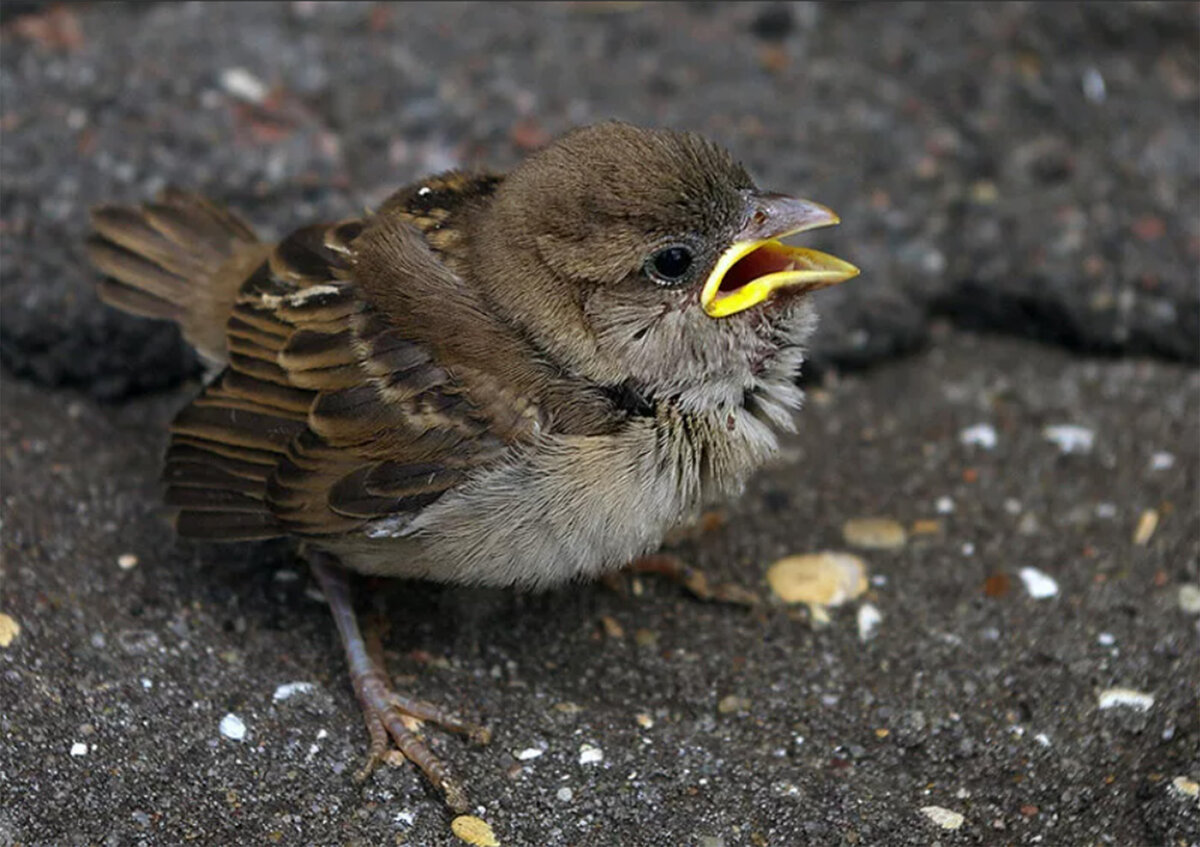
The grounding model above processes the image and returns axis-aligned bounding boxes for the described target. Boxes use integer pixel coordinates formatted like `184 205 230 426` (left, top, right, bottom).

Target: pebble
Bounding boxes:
842 518 907 550
0 613 20 648
219 713 247 741
1097 688 1155 712
1178 584 1200 615
556 787 573 802
1043 424 1094 454
635 713 654 729
920 806 965 830
959 423 997 449
1097 632 1116 646
766 552 868 610
272 682 315 702
117 553 138 570
515 747 544 761
70 742 89 757
935 496 955 514
220 67 267 103
1170 776 1199 802
1132 509 1159 545
450 814 499 847
717 695 751 715
578 743 603 765
1150 451 1176 471
1019 567 1059 600
857 603 883 642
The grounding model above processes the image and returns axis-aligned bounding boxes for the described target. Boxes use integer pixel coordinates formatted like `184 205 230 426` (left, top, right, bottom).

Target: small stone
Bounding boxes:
556 787 573 802
842 518 907 550
635 712 654 729
220 67 267 103
578 743 603 765
936 496 955 514
1043 425 1094 454
766 552 868 608
921 806 965 830
1132 509 1159 545
1169 776 1199 801
1150 452 1175 471
117 553 138 570
857 603 882 642
1097 632 1116 646
1178 584 1200 615
959 423 998 450
219 713 247 741
1097 688 1155 712
1034 733 1052 747
1082 66 1107 103
599 615 624 639
272 682 315 702
0 613 20 648
717 695 751 715
911 519 942 535
70 742 89 757
633 629 659 648
1019 567 1059 600
515 747 544 761
450 815 499 847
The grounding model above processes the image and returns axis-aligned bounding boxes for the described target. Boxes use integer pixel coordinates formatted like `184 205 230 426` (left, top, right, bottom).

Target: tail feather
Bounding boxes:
87 190 268 365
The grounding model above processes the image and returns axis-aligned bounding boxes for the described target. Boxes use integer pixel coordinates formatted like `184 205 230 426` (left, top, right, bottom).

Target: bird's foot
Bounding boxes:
612 553 761 607
309 553 489 813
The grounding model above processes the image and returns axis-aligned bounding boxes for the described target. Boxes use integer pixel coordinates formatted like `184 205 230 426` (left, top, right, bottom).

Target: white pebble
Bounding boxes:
1169 776 1199 801
1003 498 1022 515
857 603 883 642
1097 688 1155 712
961 542 975 556
1150 452 1175 471
578 743 603 766
220 67 267 103
1034 733 1052 747
920 806 965 830
117 553 138 570
1043 425 1094 455
1082 66 1107 104
959 423 997 450
1019 567 1059 600
1095 502 1118 519
936 496 955 515
272 682 315 702
515 747 544 761
1097 632 1116 646
70 742 89 757
141 678 153 690
556 787 573 802
1178 584 1200 615
219 713 247 741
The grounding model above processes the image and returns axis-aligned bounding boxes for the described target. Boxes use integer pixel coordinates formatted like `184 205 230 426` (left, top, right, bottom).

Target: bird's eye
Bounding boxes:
645 245 694 286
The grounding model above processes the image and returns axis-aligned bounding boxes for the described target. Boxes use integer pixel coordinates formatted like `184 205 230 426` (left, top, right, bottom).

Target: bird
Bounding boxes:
85 120 859 811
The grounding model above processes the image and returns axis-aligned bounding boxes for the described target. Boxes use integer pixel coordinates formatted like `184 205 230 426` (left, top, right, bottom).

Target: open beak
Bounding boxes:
700 193 860 318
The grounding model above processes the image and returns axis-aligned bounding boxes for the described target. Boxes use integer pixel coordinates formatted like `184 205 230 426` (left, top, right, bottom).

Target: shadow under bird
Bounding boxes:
85 121 859 811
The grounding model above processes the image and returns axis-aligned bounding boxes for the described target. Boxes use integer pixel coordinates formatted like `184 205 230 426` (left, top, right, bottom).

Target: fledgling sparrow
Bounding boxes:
87 121 858 810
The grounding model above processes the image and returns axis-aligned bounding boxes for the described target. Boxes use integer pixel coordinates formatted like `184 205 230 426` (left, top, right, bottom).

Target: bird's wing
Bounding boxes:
164 184 531 541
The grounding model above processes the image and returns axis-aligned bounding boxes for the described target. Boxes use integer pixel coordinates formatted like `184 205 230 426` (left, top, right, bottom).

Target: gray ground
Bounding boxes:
1 3 1197 846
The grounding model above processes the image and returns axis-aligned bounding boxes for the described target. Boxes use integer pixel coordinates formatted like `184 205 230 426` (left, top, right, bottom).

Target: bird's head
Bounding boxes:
474 122 859 407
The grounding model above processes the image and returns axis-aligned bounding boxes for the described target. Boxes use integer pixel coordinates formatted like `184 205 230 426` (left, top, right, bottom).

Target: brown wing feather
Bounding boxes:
160 179 522 543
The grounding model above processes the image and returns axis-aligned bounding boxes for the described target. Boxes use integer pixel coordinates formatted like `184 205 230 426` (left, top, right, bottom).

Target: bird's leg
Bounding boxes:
616 553 761 606
308 552 490 813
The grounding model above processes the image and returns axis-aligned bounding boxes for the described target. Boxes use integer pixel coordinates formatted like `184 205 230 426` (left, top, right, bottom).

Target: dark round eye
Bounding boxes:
645 245 694 286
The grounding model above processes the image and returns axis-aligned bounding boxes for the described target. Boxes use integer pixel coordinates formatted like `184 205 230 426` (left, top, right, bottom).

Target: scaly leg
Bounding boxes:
308 552 490 812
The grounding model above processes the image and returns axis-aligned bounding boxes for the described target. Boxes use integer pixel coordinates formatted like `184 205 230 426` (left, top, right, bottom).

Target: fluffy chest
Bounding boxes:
341 400 786 588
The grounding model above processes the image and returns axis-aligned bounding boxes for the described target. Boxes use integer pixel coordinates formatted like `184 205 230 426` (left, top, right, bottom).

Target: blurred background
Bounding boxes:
1 3 1197 846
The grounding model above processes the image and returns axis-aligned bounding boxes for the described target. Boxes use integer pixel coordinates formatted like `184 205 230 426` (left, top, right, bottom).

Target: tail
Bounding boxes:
86 189 269 365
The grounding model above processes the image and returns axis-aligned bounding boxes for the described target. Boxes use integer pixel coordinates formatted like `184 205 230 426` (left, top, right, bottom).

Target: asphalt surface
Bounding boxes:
1 3 1198 846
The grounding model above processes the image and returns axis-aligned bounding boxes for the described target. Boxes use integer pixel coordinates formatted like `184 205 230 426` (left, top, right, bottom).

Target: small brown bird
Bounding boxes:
86 121 858 810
